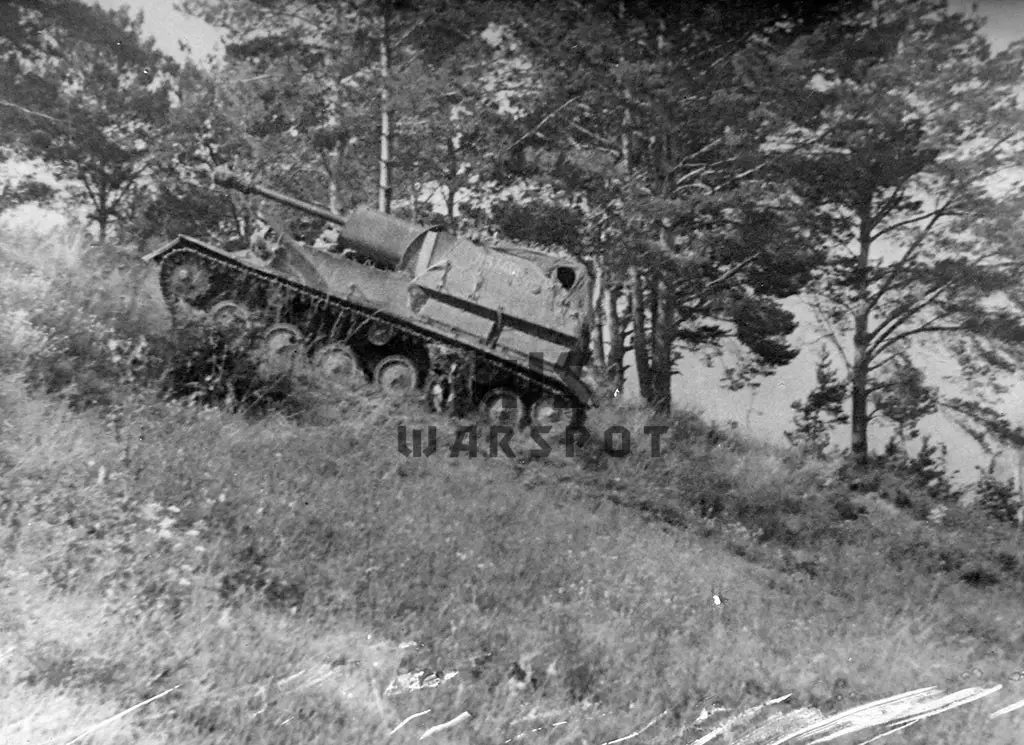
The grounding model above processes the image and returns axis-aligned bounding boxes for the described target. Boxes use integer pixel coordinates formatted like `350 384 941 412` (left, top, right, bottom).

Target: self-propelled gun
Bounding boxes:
144 168 595 428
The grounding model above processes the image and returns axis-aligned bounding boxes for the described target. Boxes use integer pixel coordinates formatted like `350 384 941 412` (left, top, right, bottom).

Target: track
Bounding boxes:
156 241 587 430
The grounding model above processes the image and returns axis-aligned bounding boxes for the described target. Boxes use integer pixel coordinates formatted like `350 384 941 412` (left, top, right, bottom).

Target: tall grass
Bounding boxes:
2 226 1024 744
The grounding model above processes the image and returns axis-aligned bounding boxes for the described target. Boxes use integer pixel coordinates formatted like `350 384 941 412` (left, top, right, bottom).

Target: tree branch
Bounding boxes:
871 304 963 357
867 348 911 374
869 201 955 242
805 295 852 372
668 137 723 176
0 99 63 123
567 121 620 152
868 280 956 351
868 184 908 230
865 203 951 314
501 96 580 153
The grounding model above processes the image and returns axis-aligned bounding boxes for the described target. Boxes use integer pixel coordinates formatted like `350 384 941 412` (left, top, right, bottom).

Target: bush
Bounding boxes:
837 437 964 522
975 459 1020 524
2 233 313 418
152 317 296 414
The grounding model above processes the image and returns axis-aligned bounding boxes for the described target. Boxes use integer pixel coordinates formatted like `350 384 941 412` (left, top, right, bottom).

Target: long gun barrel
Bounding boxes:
213 167 441 270
213 167 348 227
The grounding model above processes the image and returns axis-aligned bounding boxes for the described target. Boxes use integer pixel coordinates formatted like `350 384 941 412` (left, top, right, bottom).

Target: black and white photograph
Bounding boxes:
4 0 1024 742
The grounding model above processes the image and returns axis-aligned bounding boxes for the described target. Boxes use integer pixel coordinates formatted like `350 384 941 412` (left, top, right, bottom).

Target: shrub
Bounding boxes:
837 437 964 522
3 236 312 418
974 459 1020 524
6 235 160 409
152 317 295 413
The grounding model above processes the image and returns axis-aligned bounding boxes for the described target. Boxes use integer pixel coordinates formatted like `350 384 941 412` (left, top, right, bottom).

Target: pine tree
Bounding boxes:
781 0 1024 462
1 1 178 241
785 346 849 457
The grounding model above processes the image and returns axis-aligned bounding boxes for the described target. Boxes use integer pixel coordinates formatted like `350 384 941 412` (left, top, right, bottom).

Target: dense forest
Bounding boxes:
5 0 1024 464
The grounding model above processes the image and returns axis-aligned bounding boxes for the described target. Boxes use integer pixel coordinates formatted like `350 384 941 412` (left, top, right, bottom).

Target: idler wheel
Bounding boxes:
164 257 212 305
374 355 419 394
312 343 361 381
479 388 526 428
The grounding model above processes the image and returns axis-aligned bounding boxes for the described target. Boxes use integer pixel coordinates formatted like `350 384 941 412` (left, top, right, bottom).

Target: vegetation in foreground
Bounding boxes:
3 230 1024 744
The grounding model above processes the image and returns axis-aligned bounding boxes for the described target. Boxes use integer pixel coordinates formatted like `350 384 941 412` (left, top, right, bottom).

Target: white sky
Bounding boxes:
948 0 1024 52
89 0 1024 63
90 0 224 63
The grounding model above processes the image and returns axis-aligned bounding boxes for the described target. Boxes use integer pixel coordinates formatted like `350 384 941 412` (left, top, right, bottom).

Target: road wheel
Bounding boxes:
374 355 419 394
312 343 362 383
479 388 526 428
529 394 578 439
208 300 251 330
262 323 306 370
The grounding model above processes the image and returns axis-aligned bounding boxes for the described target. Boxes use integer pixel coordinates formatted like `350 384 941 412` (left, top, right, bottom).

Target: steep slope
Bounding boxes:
2 229 1024 744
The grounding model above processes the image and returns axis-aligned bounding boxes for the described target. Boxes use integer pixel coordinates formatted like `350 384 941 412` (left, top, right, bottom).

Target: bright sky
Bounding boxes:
947 0 1024 52
90 0 224 63
90 0 1024 62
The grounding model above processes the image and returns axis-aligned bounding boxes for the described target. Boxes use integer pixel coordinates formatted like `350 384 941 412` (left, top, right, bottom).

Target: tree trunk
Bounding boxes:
650 224 676 413
326 29 343 213
850 311 870 464
602 0 634 398
646 60 677 415
650 354 673 413
445 135 457 220
378 0 393 214
328 140 342 213
650 281 675 413
590 262 607 369
327 97 347 213
850 204 874 464
617 0 633 176
407 182 419 220
97 193 111 243
605 280 626 392
84 174 111 243
631 267 654 401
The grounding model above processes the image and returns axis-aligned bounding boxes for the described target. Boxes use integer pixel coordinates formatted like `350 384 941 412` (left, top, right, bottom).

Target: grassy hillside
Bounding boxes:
2 226 1024 744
